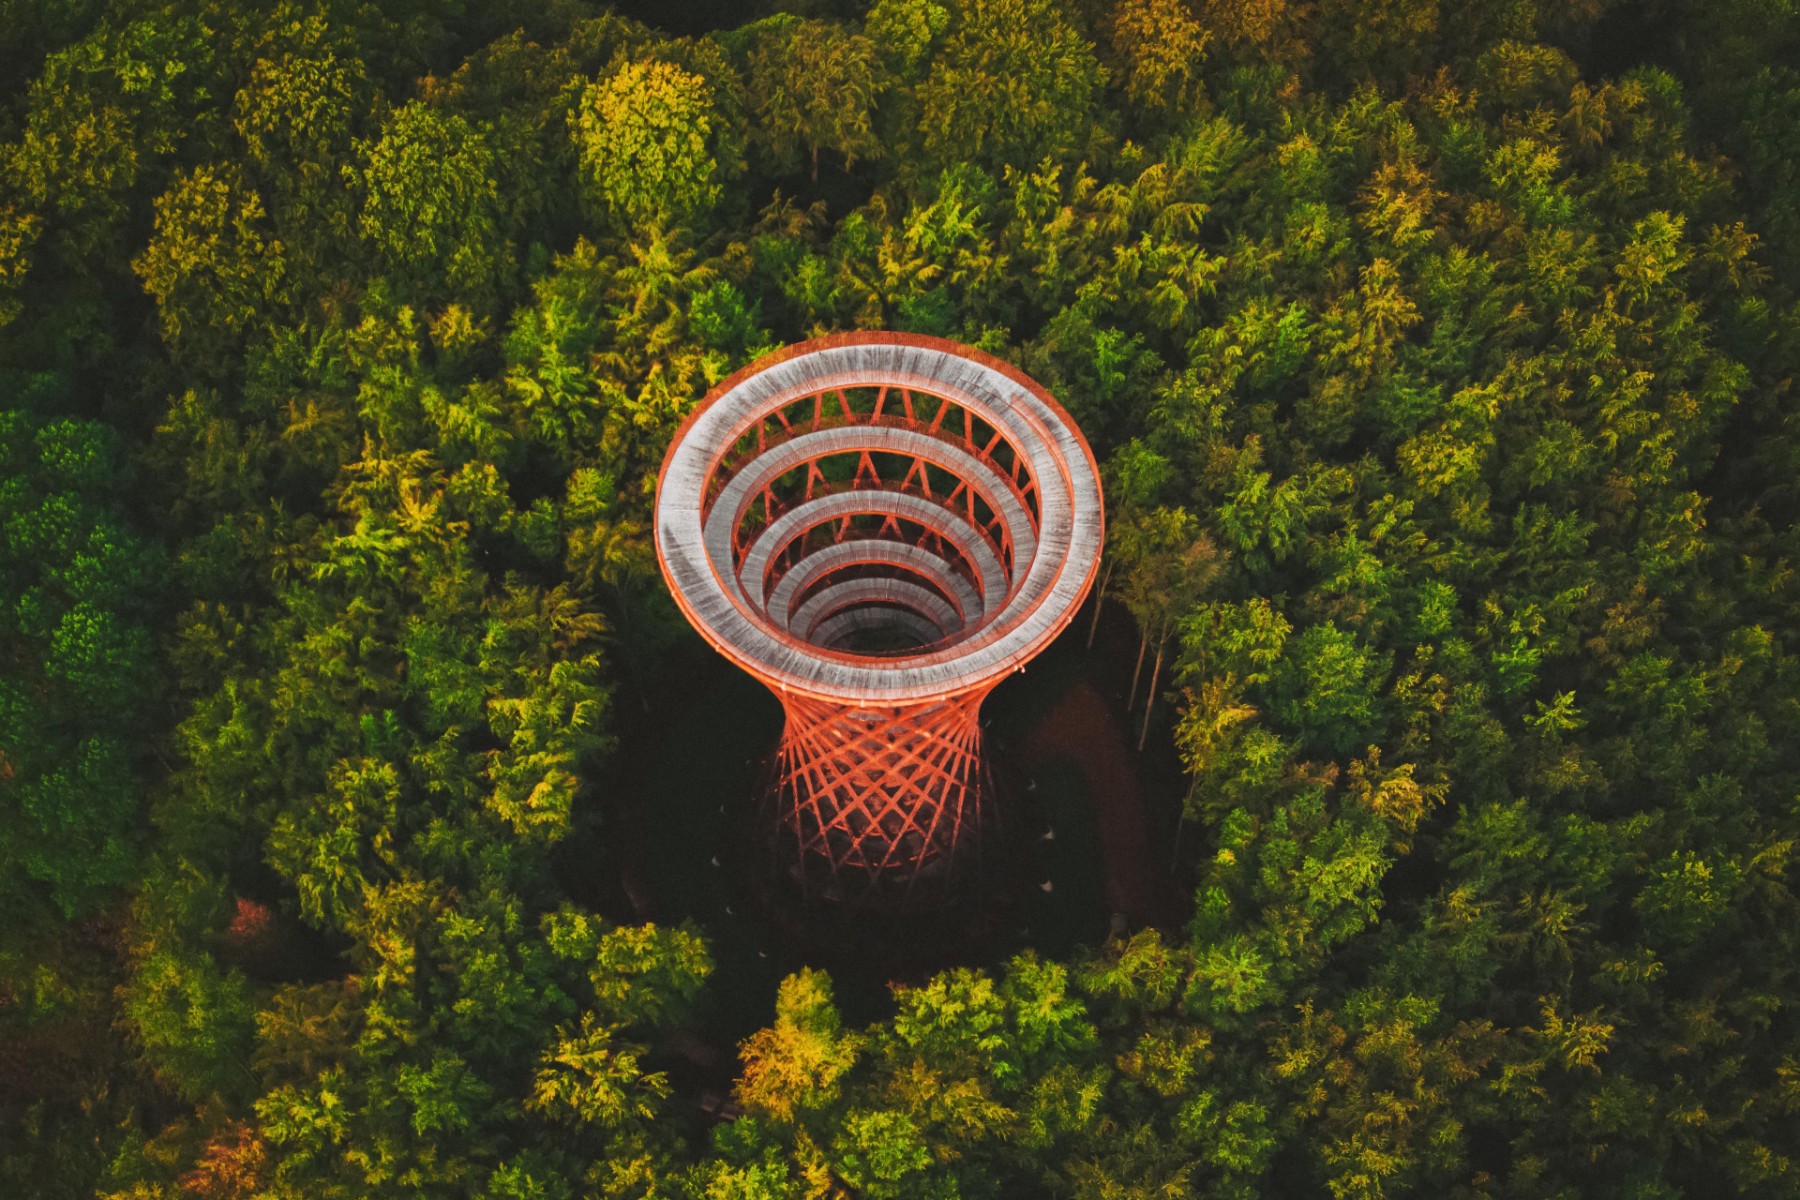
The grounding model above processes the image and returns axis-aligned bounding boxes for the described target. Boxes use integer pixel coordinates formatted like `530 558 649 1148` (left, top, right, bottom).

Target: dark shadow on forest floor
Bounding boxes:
601 598 1196 1073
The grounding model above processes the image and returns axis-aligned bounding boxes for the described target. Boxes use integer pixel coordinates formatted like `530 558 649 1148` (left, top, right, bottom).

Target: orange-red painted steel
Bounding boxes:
654 333 1103 905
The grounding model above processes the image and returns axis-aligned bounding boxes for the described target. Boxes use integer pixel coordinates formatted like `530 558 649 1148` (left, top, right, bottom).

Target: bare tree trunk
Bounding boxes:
1085 561 1113 649
1138 642 1164 751
1128 634 1148 712
810 144 820 182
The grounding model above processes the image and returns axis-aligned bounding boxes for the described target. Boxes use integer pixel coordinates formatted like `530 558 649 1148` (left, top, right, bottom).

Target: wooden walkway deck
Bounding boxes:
655 333 1104 706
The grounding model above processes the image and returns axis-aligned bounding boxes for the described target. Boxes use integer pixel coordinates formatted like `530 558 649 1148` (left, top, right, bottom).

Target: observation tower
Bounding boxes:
654 333 1103 908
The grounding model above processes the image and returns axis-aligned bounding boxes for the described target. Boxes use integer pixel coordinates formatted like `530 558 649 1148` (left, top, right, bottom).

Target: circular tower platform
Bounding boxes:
655 332 1103 906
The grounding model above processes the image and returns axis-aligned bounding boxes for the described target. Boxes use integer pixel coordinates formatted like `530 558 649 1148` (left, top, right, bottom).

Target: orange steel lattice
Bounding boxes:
765 690 996 904
654 333 1103 906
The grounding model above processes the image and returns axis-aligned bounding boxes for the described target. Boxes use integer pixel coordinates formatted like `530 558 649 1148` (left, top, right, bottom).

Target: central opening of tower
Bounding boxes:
711 384 1035 662
655 334 1103 915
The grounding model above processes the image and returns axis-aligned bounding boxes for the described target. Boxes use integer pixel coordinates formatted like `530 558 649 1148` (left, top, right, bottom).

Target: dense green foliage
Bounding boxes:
4 0 1800 1197
1 376 159 923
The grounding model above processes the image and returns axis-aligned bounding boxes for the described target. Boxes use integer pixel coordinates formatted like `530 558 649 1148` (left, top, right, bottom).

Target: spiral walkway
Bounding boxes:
654 332 1103 904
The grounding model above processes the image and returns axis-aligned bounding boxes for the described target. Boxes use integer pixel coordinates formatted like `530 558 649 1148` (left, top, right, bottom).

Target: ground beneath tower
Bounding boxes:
1017 681 1158 926
582 601 1192 1048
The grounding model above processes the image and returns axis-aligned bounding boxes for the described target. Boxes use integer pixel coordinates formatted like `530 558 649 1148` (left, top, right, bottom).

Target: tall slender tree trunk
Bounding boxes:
1086 560 1113 649
1139 641 1164 751
1128 634 1148 712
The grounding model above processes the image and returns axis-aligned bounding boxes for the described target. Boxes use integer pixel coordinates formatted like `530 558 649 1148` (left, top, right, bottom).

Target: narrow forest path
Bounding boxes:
1017 681 1158 926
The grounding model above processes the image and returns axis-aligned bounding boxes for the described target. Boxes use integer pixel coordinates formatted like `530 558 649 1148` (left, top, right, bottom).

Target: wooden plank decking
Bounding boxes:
654 333 1104 706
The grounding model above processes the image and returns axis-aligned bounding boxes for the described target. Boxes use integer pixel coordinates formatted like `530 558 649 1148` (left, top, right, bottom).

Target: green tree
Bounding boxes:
867 0 949 83
133 163 285 363
1111 507 1222 748
916 0 1106 171
747 19 884 180
1270 622 1385 756
354 100 508 296
735 969 862 1125
571 58 729 233
121 949 256 1104
0 390 159 927
1105 0 1212 121
0 206 37 328
7 15 219 261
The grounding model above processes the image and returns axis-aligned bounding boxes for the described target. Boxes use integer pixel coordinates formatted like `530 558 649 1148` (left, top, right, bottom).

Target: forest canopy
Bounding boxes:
3 0 1800 1197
